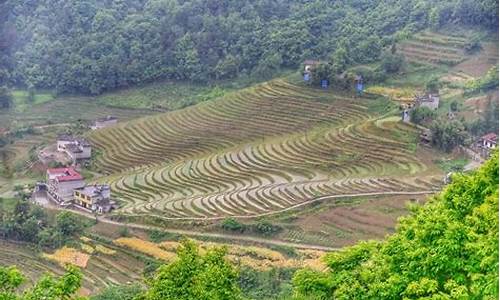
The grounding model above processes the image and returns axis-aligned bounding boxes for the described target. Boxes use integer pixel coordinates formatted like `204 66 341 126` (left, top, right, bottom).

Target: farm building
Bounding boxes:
46 167 85 204
478 133 498 149
57 135 91 162
415 93 440 110
303 60 321 73
91 116 118 130
74 184 114 213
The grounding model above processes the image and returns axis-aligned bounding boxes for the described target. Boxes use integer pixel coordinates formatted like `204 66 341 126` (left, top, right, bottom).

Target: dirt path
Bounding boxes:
1 123 71 136
38 190 437 252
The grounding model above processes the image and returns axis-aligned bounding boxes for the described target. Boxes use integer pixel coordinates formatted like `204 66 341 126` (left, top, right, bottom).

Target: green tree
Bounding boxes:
410 106 436 124
430 118 468 152
0 266 24 300
381 51 405 74
0 265 85 300
90 284 143 300
144 239 241 300
55 211 84 237
293 151 499 299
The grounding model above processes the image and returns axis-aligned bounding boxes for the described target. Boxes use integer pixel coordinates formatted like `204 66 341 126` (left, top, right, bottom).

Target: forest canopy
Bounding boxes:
5 0 499 94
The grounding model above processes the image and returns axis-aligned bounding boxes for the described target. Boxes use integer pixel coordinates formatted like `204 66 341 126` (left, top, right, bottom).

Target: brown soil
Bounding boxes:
281 194 428 247
453 42 498 78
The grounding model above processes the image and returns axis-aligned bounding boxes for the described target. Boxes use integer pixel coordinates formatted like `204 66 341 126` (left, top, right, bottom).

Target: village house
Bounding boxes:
74 184 114 213
478 133 498 149
415 93 440 110
303 60 321 73
57 135 91 162
90 115 118 130
46 167 85 205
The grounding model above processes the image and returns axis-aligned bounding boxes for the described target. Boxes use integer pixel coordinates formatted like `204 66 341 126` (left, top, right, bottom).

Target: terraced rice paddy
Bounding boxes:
0 239 144 295
398 31 468 66
89 79 442 220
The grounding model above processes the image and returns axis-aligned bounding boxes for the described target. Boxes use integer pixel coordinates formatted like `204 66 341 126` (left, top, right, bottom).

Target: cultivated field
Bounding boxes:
397 31 469 66
0 239 144 296
88 79 443 220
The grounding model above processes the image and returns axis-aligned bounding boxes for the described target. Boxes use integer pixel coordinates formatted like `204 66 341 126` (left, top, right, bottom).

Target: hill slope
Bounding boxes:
88 79 443 220
293 151 498 299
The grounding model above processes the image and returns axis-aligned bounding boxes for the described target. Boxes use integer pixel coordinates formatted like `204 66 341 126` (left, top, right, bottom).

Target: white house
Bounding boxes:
46 167 85 204
57 135 91 162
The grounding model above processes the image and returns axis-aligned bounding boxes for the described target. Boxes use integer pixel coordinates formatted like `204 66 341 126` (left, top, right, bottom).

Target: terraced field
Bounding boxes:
398 31 468 66
0 239 144 296
89 79 442 220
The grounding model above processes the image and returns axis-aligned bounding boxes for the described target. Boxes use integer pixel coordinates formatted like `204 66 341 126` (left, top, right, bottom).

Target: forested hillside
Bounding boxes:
293 151 499 299
6 0 498 94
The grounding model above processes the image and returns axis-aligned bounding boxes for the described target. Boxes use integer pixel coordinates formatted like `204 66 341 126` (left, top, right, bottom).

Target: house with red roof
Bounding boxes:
46 167 85 204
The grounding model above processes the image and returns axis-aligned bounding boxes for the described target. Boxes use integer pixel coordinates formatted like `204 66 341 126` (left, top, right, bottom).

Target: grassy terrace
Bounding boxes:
88 79 444 220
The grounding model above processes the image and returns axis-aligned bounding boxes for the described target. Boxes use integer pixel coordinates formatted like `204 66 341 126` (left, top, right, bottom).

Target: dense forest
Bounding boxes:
4 0 498 94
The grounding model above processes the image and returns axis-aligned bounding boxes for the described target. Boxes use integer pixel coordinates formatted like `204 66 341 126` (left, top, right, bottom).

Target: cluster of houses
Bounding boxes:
402 92 441 123
44 167 114 213
35 116 119 214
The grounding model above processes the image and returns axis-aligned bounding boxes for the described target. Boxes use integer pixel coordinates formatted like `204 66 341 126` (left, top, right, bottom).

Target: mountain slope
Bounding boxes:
88 79 443 220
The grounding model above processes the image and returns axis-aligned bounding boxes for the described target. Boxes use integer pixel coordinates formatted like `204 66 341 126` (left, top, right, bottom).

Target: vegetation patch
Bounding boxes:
42 246 90 268
113 237 176 262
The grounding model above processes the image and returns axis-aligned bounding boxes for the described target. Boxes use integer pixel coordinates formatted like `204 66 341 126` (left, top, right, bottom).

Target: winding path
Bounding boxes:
36 190 437 252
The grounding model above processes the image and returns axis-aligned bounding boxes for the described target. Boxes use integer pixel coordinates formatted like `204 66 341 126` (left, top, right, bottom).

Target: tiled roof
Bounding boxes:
47 167 83 182
481 133 498 142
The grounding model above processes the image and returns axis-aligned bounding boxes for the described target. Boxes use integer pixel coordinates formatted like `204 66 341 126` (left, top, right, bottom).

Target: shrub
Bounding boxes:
410 106 436 125
221 218 246 232
252 221 282 236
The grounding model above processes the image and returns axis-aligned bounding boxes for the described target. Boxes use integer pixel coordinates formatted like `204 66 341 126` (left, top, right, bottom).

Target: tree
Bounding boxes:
174 34 202 81
55 211 84 237
0 86 12 109
144 239 241 300
410 106 436 125
430 118 468 152
0 266 24 300
425 77 440 93
293 151 499 299
381 52 405 74
0 265 85 300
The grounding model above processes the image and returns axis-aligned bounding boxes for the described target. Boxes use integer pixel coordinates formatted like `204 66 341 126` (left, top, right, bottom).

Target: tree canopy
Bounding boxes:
144 239 241 300
293 151 499 299
5 0 498 94
0 265 84 300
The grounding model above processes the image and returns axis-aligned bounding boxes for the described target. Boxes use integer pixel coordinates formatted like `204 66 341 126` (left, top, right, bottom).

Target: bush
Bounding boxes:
410 107 436 125
252 220 282 236
221 218 245 232
118 227 130 237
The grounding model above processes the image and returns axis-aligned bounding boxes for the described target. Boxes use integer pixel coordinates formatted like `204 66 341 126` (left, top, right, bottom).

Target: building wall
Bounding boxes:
94 119 117 129
57 141 74 151
56 180 85 203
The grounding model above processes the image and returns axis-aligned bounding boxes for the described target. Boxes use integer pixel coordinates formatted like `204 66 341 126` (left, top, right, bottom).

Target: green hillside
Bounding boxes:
293 151 498 299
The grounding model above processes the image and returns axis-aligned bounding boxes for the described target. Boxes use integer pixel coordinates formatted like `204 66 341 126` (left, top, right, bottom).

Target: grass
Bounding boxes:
11 90 55 113
95 81 228 110
434 157 469 173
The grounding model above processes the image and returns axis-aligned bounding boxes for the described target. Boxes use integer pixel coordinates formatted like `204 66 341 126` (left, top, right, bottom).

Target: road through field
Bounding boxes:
38 190 438 252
